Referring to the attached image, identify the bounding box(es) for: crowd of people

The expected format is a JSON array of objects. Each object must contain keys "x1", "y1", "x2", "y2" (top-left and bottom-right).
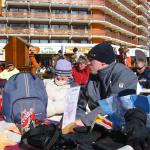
[{"x1": 0, "y1": 42, "x2": 150, "y2": 149}]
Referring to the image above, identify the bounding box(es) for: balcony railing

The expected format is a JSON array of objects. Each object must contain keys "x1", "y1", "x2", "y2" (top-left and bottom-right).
[
  {"x1": 106, "y1": 2, "x2": 137, "y2": 24},
  {"x1": 6, "y1": 11, "x2": 28, "y2": 18},
  {"x1": 6, "y1": 0, "x2": 105, "y2": 6},
  {"x1": 138, "y1": 20, "x2": 148, "y2": 28},
  {"x1": 138, "y1": 39, "x2": 147, "y2": 46},
  {"x1": 138, "y1": 31, "x2": 147, "y2": 37},
  {"x1": 0, "y1": 27, "x2": 91, "y2": 36},
  {"x1": 105, "y1": 31, "x2": 132, "y2": 43},
  {"x1": 7, "y1": 28, "x2": 29, "y2": 34},
  {"x1": 6, "y1": 0, "x2": 124, "y2": 7},
  {"x1": 4, "y1": 11, "x2": 92, "y2": 21},
  {"x1": 141, "y1": 3, "x2": 149, "y2": 11},
  {"x1": 118, "y1": 0, "x2": 137, "y2": 14},
  {"x1": 105, "y1": 15, "x2": 136, "y2": 34},
  {"x1": 132, "y1": 0, "x2": 138, "y2": 5}
]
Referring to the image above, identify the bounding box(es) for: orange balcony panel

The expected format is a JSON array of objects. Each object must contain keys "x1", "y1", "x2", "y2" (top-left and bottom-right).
[
  {"x1": 50, "y1": 29, "x2": 70, "y2": 35},
  {"x1": 132, "y1": 0, "x2": 138, "y2": 5},
  {"x1": 11, "y1": 0, "x2": 28, "y2": 2},
  {"x1": 92, "y1": 0, "x2": 105, "y2": 6},
  {"x1": 6, "y1": 12, "x2": 28, "y2": 18},
  {"x1": 30, "y1": 0, "x2": 49, "y2": 2},
  {"x1": 71, "y1": 29, "x2": 90, "y2": 35},
  {"x1": 29, "y1": 12, "x2": 49, "y2": 19},
  {"x1": 7, "y1": 28, "x2": 29, "y2": 34},
  {"x1": 51, "y1": 14, "x2": 70, "y2": 20},
  {"x1": 105, "y1": 31, "x2": 117, "y2": 38},
  {"x1": 91, "y1": 29, "x2": 105, "y2": 36},
  {"x1": 138, "y1": 39, "x2": 147, "y2": 46},
  {"x1": 71, "y1": 0, "x2": 90, "y2": 5},
  {"x1": 30, "y1": 28, "x2": 49, "y2": 35},
  {"x1": 72, "y1": 14, "x2": 92, "y2": 20},
  {"x1": 51, "y1": 0, "x2": 71, "y2": 4},
  {"x1": 0, "y1": 28, "x2": 6, "y2": 34},
  {"x1": 92, "y1": 14, "x2": 105, "y2": 21}
]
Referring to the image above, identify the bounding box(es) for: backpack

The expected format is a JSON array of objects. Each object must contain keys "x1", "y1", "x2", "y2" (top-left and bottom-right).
[{"x1": 2, "y1": 72, "x2": 48, "y2": 124}]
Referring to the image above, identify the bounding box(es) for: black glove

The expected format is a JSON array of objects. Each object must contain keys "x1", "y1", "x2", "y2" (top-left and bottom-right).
[{"x1": 122, "y1": 108, "x2": 150, "y2": 150}]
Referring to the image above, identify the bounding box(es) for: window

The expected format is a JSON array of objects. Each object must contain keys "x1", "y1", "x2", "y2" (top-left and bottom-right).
[
  {"x1": 30, "y1": 8, "x2": 49, "y2": 12},
  {"x1": 31, "y1": 39, "x2": 39, "y2": 43},
  {"x1": 0, "y1": 39, "x2": 7, "y2": 43},
  {"x1": 81, "y1": 40, "x2": 88, "y2": 43},
  {"x1": 31, "y1": 24, "x2": 48, "y2": 28},
  {"x1": 40, "y1": 39, "x2": 49, "y2": 43},
  {"x1": 51, "y1": 24, "x2": 68, "y2": 29},
  {"x1": 72, "y1": 25, "x2": 88, "y2": 29},
  {"x1": 18, "y1": 8, "x2": 28, "y2": 12},
  {"x1": 72, "y1": 10, "x2": 89, "y2": 15},
  {"x1": 71, "y1": 40, "x2": 88, "y2": 43},
  {"x1": 0, "y1": 24, "x2": 6, "y2": 27},
  {"x1": 9, "y1": 8, "x2": 18, "y2": 12},
  {"x1": 9, "y1": 24, "x2": 28, "y2": 28},
  {"x1": 51, "y1": 40, "x2": 59, "y2": 43},
  {"x1": 50, "y1": 40, "x2": 69, "y2": 43},
  {"x1": 51, "y1": 9, "x2": 68, "y2": 14}
]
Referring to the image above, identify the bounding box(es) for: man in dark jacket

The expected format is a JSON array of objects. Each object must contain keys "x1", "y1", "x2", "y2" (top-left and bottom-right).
[
  {"x1": 135, "y1": 59, "x2": 150, "y2": 89},
  {"x1": 76, "y1": 42, "x2": 138, "y2": 126}
]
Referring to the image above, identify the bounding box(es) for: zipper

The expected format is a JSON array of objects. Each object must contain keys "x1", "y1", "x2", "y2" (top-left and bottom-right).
[{"x1": 24, "y1": 73, "x2": 29, "y2": 97}]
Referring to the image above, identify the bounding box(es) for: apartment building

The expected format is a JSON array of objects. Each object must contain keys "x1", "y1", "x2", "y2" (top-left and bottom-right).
[{"x1": 0, "y1": 0, "x2": 149, "y2": 51}]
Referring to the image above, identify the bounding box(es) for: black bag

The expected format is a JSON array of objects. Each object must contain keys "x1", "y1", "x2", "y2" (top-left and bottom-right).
[
  {"x1": 20, "y1": 123, "x2": 78, "y2": 150},
  {"x1": 20, "y1": 124, "x2": 60, "y2": 150}
]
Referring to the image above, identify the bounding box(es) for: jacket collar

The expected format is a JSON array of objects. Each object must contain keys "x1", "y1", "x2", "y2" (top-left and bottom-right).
[{"x1": 98, "y1": 62, "x2": 116, "y2": 80}]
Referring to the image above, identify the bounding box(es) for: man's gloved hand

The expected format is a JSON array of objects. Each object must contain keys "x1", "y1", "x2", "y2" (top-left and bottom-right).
[{"x1": 122, "y1": 108, "x2": 150, "y2": 150}]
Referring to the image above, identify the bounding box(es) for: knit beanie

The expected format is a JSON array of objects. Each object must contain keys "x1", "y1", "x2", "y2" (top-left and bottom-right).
[
  {"x1": 88, "y1": 43, "x2": 115, "y2": 64},
  {"x1": 55, "y1": 59, "x2": 72, "y2": 76}
]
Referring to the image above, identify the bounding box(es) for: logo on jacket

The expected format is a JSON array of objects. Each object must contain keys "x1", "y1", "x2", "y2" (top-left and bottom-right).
[{"x1": 119, "y1": 82, "x2": 124, "y2": 88}]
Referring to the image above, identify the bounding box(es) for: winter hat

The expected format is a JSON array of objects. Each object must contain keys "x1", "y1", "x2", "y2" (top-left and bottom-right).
[
  {"x1": 88, "y1": 43, "x2": 115, "y2": 64},
  {"x1": 55, "y1": 59, "x2": 72, "y2": 76}
]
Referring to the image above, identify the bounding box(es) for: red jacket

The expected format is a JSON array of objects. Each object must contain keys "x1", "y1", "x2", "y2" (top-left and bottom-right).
[{"x1": 72, "y1": 65, "x2": 90, "y2": 85}]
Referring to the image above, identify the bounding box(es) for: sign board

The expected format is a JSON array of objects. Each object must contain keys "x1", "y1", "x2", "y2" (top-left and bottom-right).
[
  {"x1": 65, "y1": 46, "x2": 92, "y2": 54},
  {"x1": 62, "y1": 86, "x2": 80, "y2": 129},
  {"x1": 37, "y1": 46, "x2": 61, "y2": 54}
]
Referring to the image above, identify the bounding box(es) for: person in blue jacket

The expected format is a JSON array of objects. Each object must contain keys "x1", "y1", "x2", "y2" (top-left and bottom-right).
[{"x1": 135, "y1": 59, "x2": 150, "y2": 89}]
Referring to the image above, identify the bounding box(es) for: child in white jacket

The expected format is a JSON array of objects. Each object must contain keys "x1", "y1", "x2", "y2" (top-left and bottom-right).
[{"x1": 44, "y1": 59, "x2": 76, "y2": 118}]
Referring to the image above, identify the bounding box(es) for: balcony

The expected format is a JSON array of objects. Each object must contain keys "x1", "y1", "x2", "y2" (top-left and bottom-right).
[
  {"x1": 118, "y1": 0, "x2": 137, "y2": 14},
  {"x1": 105, "y1": 31, "x2": 132, "y2": 44},
  {"x1": 138, "y1": 31, "x2": 147, "y2": 37},
  {"x1": 138, "y1": 39, "x2": 147, "y2": 46},
  {"x1": 6, "y1": 0, "x2": 93, "y2": 6},
  {"x1": 7, "y1": 28, "x2": 29, "y2": 34},
  {"x1": 141, "y1": 2, "x2": 149, "y2": 11},
  {"x1": 0, "y1": 28, "x2": 7, "y2": 34},
  {"x1": 138, "y1": 20, "x2": 148, "y2": 28},
  {"x1": 6, "y1": 11, "x2": 28, "y2": 18},
  {"x1": 125, "y1": 0, "x2": 138, "y2": 7},
  {"x1": 105, "y1": 15, "x2": 136, "y2": 34},
  {"x1": 105, "y1": 2, "x2": 137, "y2": 24},
  {"x1": 29, "y1": 12, "x2": 49, "y2": 19},
  {"x1": 3, "y1": 11, "x2": 92, "y2": 22},
  {"x1": 0, "y1": 27, "x2": 91, "y2": 37}
]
